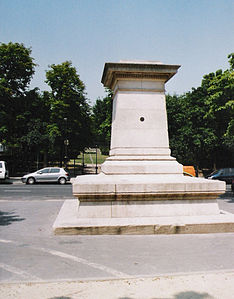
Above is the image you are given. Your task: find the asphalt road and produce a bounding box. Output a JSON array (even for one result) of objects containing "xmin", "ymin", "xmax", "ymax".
[
  {"xmin": 0, "ymin": 183, "xmax": 75, "ymax": 200},
  {"xmin": 0, "ymin": 183, "xmax": 234, "ymax": 283}
]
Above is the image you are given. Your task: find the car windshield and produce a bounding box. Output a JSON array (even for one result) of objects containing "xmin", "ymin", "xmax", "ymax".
[{"xmin": 209, "ymin": 170, "xmax": 219, "ymax": 176}]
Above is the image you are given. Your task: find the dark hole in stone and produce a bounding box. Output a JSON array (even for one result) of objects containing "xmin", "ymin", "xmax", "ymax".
[{"xmin": 140, "ymin": 117, "xmax": 144, "ymax": 122}]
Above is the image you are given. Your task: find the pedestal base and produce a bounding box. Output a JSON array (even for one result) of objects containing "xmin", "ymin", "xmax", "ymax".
[
  {"xmin": 73, "ymin": 174, "xmax": 225, "ymax": 201},
  {"xmin": 77, "ymin": 199, "xmax": 220, "ymax": 218},
  {"xmin": 53, "ymin": 200, "xmax": 234, "ymax": 235},
  {"xmin": 52, "ymin": 174, "xmax": 234, "ymax": 235}
]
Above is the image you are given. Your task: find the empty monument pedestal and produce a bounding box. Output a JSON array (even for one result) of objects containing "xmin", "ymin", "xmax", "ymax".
[{"xmin": 53, "ymin": 60, "xmax": 234, "ymax": 235}]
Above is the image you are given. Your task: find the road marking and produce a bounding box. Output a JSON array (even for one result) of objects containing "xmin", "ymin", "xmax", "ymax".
[
  {"xmin": 0, "ymin": 239, "xmax": 129, "ymax": 278},
  {"xmin": 4, "ymin": 190, "xmax": 31, "ymax": 192},
  {"xmin": 37, "ymin": 247, "xmax": 129, "ymax": 278},
  {"xmin": 2, "ymin": 239, "xmax": 234, "ymax": 282},
  {"xmin": 0, "ymin": 262, "xmax": 42, "ymax": 280},
  {"xmin": 0, "ymin": 239, "xmax": 13, "ymax": 243},
  {"xmin": 46, "ymin": 199, "xmax": 72, "ymax": 201}
]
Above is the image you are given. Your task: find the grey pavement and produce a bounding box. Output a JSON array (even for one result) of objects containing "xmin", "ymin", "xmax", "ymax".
[
  {"xmin": 0, "ymin": 184, "xmax": 75, "ymax": 200},
  {"xmin": 0, "ymin": 184, "xmax": 234, "ymax": 298}
]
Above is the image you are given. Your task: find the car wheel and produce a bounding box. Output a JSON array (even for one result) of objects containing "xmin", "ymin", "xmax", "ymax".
[
  {"xmin": 58, "ymin": 177, "xmax": 66, "ymax": 185},
  {"xmin": 27, "ymin": 177, "xmax": 35, "ymax": 185}
]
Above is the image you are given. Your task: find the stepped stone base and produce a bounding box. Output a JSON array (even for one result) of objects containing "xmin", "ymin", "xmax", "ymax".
[
  {"xmin": 52, "ymin": 174, "xmax": 234, "ymax": 235},
  {"xmin": 53, "ymin": 200, "xmax": 234, "ymax": 235}
]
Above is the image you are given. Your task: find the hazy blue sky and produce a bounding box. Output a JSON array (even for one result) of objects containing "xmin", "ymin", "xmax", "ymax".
[{"xmin": 1, "ymin": 0, "xmax": 233, "ymax": 104}]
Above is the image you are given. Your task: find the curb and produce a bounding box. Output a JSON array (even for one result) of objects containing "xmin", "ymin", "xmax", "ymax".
[{"xmin": 1, "ymin": 271, "xmax": 234, "ymax": 299}]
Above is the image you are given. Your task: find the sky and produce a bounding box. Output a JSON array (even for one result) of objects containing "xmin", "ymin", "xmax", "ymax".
[{"xmin": 0, "ymin": 0, "xmax": 233, "ymax": 104}]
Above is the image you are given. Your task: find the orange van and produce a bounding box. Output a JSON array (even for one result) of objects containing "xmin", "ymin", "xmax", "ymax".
[{"xmin": 183, "ymin": 166, "xmax": 196, "ymax": 177}]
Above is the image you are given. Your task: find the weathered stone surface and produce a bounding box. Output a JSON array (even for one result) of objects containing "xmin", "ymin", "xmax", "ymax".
[
  {"xmin": 53, "ymin": 200, "xmax": 234, "ymax": 235},
  {"xmin": 73, "ymin": 174, "xmax": 225, "ymax": 202},
  {"xmin": 77, "ymin": 199, "xmax": 220, "ymax": 218}
]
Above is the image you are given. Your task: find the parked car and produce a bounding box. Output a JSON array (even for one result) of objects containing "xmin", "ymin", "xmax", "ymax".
[
  {"xmin": 207, "ymin": 168, "xmax": 234, "ymax": 184},
  {"xmin": 21, "ymin": 167, "xmax": 70, "ymax": 184},
  {"xmin": 231, "ymin": 179, "xmax": 234, "ymax": 192},
  {"xmin": 0, "ymin": 161, "xmax": 9, "ymax": 180}
]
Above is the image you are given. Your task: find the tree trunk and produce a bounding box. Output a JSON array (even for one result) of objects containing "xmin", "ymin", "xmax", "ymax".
[{"xmin": 43, "ymin": 150, "xmax": 47, "ymax": 167}]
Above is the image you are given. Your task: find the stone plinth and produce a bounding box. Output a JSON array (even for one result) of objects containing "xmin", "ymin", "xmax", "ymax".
[
  {"xmin": 53, "ymin": 60, "xmax": 234, "ymax": 235},
  {"xmin": 101, "ymin": 61, "xmax": 182, "ymax": 175}
]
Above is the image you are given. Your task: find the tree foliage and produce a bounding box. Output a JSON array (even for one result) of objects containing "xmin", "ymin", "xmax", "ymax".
[
  {"xmin": 0, "ymin": 42, "xmax": 36, "ymax": 96},
  {"xmin": 202, "ymin": 53, "xmax": 234, "ymax": 154},
  {"xmin": 0, "ymin": 42, "xmax": 38, "ymax": 160},
  {"xmin": 167, "ymin": 53, "xmax": 234, "ymax": 169},
  {"xmin": 45, "ymin": 61, "xmax": 92, "ymax": 161},
  {"xmin": 92, "ymin": 89, "xmax": 112, "ymax": 154},
  {"xmin": 0, "ymin": 43, "xmax": 92, "ymax": 173}
]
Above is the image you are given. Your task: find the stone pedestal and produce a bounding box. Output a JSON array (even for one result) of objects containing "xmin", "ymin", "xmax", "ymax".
[
  {"xmin": 53, "ymin": 60, "xmax": 234, "ymax": 235},
  {"xmin": 101, "ymin": 61, "xmax": 182, "ymax": 176}
]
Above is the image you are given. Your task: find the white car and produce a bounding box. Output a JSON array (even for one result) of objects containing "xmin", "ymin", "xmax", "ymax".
[
  {"xmin": 0, "ymin": 161, "xmax": 9, "ymax": 180},
  {"xmin": 21, "ymin": 167, "xmax": 70, "ymax": 184}
]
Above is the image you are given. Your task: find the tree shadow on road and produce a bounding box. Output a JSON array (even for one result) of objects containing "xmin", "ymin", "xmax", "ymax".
[
  {"xmin": 0, "ymin": 210, "xmax": 25, "ymax": 226},
  {"xmin": 174, "ymin": 291, "xmax": 213, "ymax": 298},
  {"xmin": 118, "ymin": 291, "xmax": 213, "ymax": 299},
  {"xmin": 48, "ymin": 297, "xmax": 73, "ymax": 299}
]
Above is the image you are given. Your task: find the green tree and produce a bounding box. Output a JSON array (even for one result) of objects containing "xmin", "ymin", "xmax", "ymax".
[
  {"xmin": 201, "ymin": 53, "xmax": 234, "ymax": 166},
  {"xmin": 18, "ymin": 89, "xmax": 51, "ymax": 166},
  {"xmin": 0, "ymin": 42, "xmax": 36, "ymax": 96},
  {"xmin": 45, "ymin": 61, "xmax": 92, "ymax": 163},
  {"xmin": 92, "ymin": 89, "xmax": 112, "ymax": 154},
  {"xmin": 0, "ymin": 42, "xmax": 38, "ymax": 171},
  {"xmin": 167, "ymin": 53, "xmax": 234, "ymax": 169},
  {"xmin": 166, "ymin": 94, "xmax": 192, "ymax": 164}
]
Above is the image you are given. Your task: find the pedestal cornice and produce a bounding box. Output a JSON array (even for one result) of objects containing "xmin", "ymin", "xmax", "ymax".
[{"xmin": 101, "ymin": 62, "xmax": 181, "ymax": 89}]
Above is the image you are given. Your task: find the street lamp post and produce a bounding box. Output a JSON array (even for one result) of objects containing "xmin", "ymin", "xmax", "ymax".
[
  {"xmin": 64, "ymin": 118, "xmax": 69, "ymax": 167},
  {"xmin": 95, "ymin": 145, "xmax": 98, "ymax": 174}
]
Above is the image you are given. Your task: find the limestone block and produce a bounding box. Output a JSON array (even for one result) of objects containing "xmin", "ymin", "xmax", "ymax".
[
  {"xmin": 109, "ymin": 147, "xmax": 172, "ymax": 156},
  {"xmin": 73, "ymin": 174, "xmax": 115, "ymax": 195},
  {"xmin": 111, "ymin": 200, "xmax": 220, "ymax": 217},
  {"xmin": 73, "ymin": 174, "xmax": 226, "ymax": 202},
  {"xmin": 78, "ymin": 201, "xmax": 112, "ymax": 218},
  {"xmin": 110, "ymin": 92, "xmax": 169, "ymax": 151},
  {"xmin": 115, "ymin": 79, "xmax": 164, "ymax": 91},
  {"xmin": 101, "ymin": 160, "xmax": 183, "ymax": 175}
]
